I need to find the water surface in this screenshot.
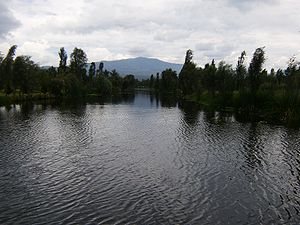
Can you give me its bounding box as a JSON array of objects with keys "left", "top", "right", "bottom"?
[{"left": 0, "top": 92, "right": 300, "bottom": 224}]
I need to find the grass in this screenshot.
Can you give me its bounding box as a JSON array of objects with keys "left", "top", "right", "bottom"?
[{"left": 0, "top": 90, "right": 55, "bottom": 106}]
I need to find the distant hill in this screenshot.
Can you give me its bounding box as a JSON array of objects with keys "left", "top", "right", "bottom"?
[{"left": 90, "top": 57, "right": 183, "bottom": 80}]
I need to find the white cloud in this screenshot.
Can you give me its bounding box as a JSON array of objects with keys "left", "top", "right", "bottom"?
[
  {"left": 0, "top": 0, "right": 298, "bottom": 70},
  {"left": 0, "top": 1, "right": 20, "bottom": 38}
]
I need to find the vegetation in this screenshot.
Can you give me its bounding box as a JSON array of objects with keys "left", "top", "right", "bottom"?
[
  {"left": 150, "top": 48, "right": 300, "bottom": 126},
  {"left": 1, "top": 44, "right": 300, "bottom": 126},
  {"left": 0, "top": 45, "right": 138, "bottom": 105}
]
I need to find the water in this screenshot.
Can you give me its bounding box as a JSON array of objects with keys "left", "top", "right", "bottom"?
[{"left": 0, "top": 92, "right": 300, "bottom": 225}]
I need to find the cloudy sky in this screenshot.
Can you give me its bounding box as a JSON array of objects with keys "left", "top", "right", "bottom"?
[{"left": 0, "top": 0, "right": 299, "bottom": 70}]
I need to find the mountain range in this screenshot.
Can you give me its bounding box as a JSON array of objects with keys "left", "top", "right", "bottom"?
[{"left": 90, "top": 57, "right": 183, "bottom": 80}]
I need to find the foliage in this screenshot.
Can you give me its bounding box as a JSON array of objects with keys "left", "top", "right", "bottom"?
[
  {"left": 95, "top": 75, "right": 112, "bottom": 96},
  {"left": 70, "top": 47, "right": 88, "bottom": 81},
  {"left": 58, "top": 47, "right": 67, "bottom": 74},
  {"left": 89, "top": 62, "right": 96, "bottom": 79},
  {"left": 150, "top": 47, "right": 300, "bottom": 126},
  {"left": 122, "top": 75, "right": 136, "bottom": 92},
  {"left": 2, "top": 43, "right": 300, "bottom": 126},
  {"left": 160, "top": 68, "right": 177, "bottom": 93}
]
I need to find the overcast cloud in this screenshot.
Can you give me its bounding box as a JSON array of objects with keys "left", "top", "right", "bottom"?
[{"left": 0, "top": 0, "right": 299, "bottom": 70}]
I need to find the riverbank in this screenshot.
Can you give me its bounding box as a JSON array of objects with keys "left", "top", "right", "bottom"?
[
  {"left": 0, "top": 91, "right": 137, "bottom": 107},
  {"left": 0, "top": 92, "right": 54, "bottom": 106},
  {"left": 182, "top": 90, "right": 300, "bottom": 127}
]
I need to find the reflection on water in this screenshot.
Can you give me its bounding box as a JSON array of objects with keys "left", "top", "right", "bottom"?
[{"left": 0, "top": 91, "right": 300, "bottom": 224}]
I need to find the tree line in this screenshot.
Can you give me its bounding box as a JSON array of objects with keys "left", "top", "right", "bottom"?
[
  {"left": 1, "top": 44, "right": 300, "bottom": 125},
  {"left": 149, "top": 48, "right": 300, "bottom": 125},
  {"left": 0, "top": 46, "right": 137, "bottom": 99}
]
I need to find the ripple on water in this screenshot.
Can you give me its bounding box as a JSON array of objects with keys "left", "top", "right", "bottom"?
[{"left": 0, "top": 101, "right": 300, "bottom": 224}]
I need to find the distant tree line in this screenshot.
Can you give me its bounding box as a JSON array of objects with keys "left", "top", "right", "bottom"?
[
  {"left": 149, "top": 48, "right": 300, "bottom": 125},
  {"left": 0, "top": 45, "right": 138, "bottom": 100}
]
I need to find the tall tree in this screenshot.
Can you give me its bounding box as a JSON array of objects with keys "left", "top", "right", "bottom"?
[
  {"left": 109, "top": 69, "right": 122, "bottom": 92},
  {"left": 122, "top": 74, "right": 136, "bottom": 92},
  {"left": 203, "top": 60, "right": 217, "bottom": 96},
  {"left": 248, "top": 47, "right": 265, "bottom": 93},
  {"left": 149, "top": 74, "right": 154, "bottom": 89},
  {"left": 236, "top": 51, "right": 247, "bottom": 91},
  {"left": 155, "top": 73, "right": 160, "bottom": 91},
  {"left": 70, "top": 47, "right": 88, "bottom": 81},
  {"left": 2, "top": 45, "right": 17, "bottom": 94},
  {"left": 160, "top": 68, "right": 178, "bottom": 93},
  {"left": 185, "top": 49, "right": 193, "bottom": 64},
  {"left": 179, "top": 49, "right": 198, "bottom": 95},
  {"left": 89, "top": 62, "right": 96, "bottom": 79},
  {"left": 99, "top": 62, "right": 104, "bottom": 74},
  {"left": 0, "top": 52, "right": 3, "bottom": 89},
  {"left": 13, "top": 55, "right": 37, "bottom": 94},
  {"left": 58, "top": 47, "right": 67, "bottom": 74}
]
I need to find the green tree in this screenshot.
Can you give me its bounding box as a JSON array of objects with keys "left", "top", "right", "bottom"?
[
  {"left": 89, "top": 62, "right": 96, "bottom": 79},
  {"left": 178, "top": 49, "right": 198, "bottom": 95},
  {"left": 99, "top": 62, "right": 104, "bottom": 73},
  {"left": 202, "top": 60, "right": 217, "bottom": 96},
  {"left": 248, "top": 47, "right": 265, "bottom": 93},
  {"left": 49, "top": 78, "right": 64, "bottom": 97},
  {"left": 95, "top": 75, "right": 112, "bottom": 96},
  {"left": 70, "top": 47, "right": 88, "bottom": 81},
  {"left": 47, "top": 66, "right": 57, "bottom": 77},
  {"left": 155, "top": 73, "right": 160, "bottom": 91},
  {"left": 2, "top": 45, "right": 17, "bottom": 94},
  {"left": 64, "top": 74, "right": 85, "bottom": 97},
  {"left": 185, "top": 49, "right": 193, "bottom": 64},
  {"left": 13, "top": 55, "right": 37, "bottom": 94},
  {"left": 58, "top": 47, "right": 67, "bottom": 74},
  {"left": 109, "top": 69, "right": 123, "bottom": 93},
  {"left": 285, "top": 56, "right": 300, "bottom": 89},
  {"left": 236, "top": 51, "right": 247, "bottom": 91},
  {"left": 149, "top": 74, "right": 154, "bottom": 89},
  {"left": 0, "top": 52, "right": 3, "bottom": 89},
  {"left": 276, "top": 69, "right": 285, "bottom": 85},
  {"left": 216, "top": 61, "right": 234, "bottom": 93},
  {"left": 122, "top": 74, "right": 136, "bottom": 92},
  {"left": 160, "top": 68, "right": 178, "bottom": 93}
]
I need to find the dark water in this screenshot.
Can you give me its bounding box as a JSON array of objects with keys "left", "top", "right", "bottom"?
[{"left": 0, "top": 92, "right": 300, "bottom": 225}]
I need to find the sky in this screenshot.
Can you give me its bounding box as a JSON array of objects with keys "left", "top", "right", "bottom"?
[{"left": 0, "top": 0, "right": 299, "bottom": 70}]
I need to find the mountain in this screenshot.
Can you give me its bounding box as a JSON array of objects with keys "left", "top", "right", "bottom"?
[{"left": 91, "top": 57, "right": 183, "bottom": 80}]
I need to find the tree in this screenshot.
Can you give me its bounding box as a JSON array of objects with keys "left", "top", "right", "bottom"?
[
  {"left": 236, "top": 51, "right": 247, "bottom": 91},
  {"left": 149, "top": 74, "right": 154, "bottom": 89},
  {"left": 286, "top": 56, "right": 298, "bottom": 76},
  {"left": 0, "top": 52, "right": 3, "bottom": 89},
  {"left": 122, "top": 75, "right": 136, "bottom": 92},
  {"left": 2, "top": 45, "right": 17, "bottom": 94},
  {"left": 155, "top": 73, "right": 160, "bottom": 91},
  {"left": 47, "top": 66, "right": 57, "bottom": 77},
  {"left": 202, "top": 60, "right": 217, "bottom": 96},
  {"left": 185, "top": 49, "right": 193, "bottom": 64},
  {"left": 285, "top": 56, "right": 300, "bottom": 89},
  {"left": 95, "top": 75, "right": 112, "bottom": 96},
  {"left": 49, "top": 78, "right": 64, "bottom": 97},
  {"left": 64, "top": 74, "right": 85, "bottom": 97},
  {"left": 13, "top": 55, "right": 37, "bottom": 94},
  {"left": 99, "top": 62, "right": 104, "bottom": 73},
  {"left": 109, "top": 69, "right": 122, "bottom": 93},
  {"left": 89, "top": 62, "right": 96, "bottom": 79},
  {"left": 248, "top": 47, "right": 265, "bottom": 93},
  {"left": 70, "top": 47, "right": 88, "bottom": 81},
  {"left": 58, "top": 47, "right": 67, "bottom": 74},
  {"left": 160, "top": 68, "right": 178, "bottom": 93},
  {"left": 178, "top": 49, "right": 198, "bottom": 95}
]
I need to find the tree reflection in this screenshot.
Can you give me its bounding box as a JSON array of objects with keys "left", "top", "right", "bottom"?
[
  {"left": 178, "top": 100, "right": 200, "bottom": 126},
  {"left": 243, "top": 123, "right": 263, "bottom": 169},
  {"left": 160, "top": 93, "right": 177, "bottom": 108}
]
